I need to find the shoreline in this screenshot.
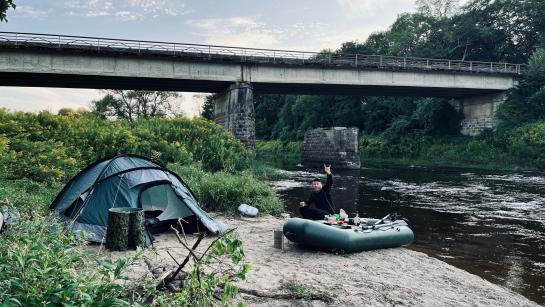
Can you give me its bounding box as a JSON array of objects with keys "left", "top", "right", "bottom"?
[{"left": 102, "top": 215, "right": 539, "bottom": 306}]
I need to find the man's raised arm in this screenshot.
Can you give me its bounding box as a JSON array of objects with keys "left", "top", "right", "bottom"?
[{"left": 323, "top": 164, "right": 332, "bottom": 192}]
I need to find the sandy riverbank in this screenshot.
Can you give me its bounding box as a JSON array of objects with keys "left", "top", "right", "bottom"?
[{"left": 99, "top": 215, "right": 539, "bottom": 306}]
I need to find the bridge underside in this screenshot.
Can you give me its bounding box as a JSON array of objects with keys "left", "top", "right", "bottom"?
[
  {"left": 0, "top": 50, "right": 519, "bottom": 147},
  {"left": 0, "top": 72, "right": 503, "bottom": 98}
]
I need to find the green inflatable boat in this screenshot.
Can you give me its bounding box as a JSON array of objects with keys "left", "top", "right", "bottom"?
[{"left": 283, "top": 217, "right": 414, "bottom": 253}]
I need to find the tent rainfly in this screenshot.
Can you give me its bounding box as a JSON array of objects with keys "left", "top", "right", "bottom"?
[{"left": 50, "top": 154, "right": 227, "bottom": 243}]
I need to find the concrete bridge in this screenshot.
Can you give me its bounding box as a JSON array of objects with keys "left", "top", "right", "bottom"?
[{"left": 0, "top": 32, "right": 524, "bottom": 147}]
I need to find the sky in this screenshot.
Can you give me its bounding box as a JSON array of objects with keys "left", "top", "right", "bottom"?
[{"left": 0, "top": 0, "right": 424, "bottom": 116}]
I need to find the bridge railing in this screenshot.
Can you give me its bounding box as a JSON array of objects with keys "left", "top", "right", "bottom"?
[{"left": 0, "top": 32, "right": 524, "bottom": 75}]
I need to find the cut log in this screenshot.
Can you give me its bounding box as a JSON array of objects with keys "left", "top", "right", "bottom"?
[
  {"left": 106, "top": 207, "right": 145, "bottom": 251},
  {"left": 128, "top": 208, "right": 145, "bottom": 248}
]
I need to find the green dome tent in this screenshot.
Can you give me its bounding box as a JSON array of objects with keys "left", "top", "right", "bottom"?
[{"left": 50, "top": 154, "right": 226, "bottom": 243}]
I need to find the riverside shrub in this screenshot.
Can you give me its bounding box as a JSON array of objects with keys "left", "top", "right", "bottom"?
[
  {"left": 169, "top": 163, "right": 283, "bottom": 216},
  {"left": 0, "top": 109, "right": 252, "bottom": 182},
  {"left": 0, "top": 177, "right": 60, "bottom": 219},
  {"left": 0, "top": 217, "right": 153, "bottom": 306},
  {"left": 256, "top": 140, "right": 302, "bottom": 167}
]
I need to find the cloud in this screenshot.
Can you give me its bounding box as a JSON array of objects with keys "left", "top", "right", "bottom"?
[
  {"left": 0, "top": 87, "right": 204, "bottom": 117},
  {"left": 63, "top": 0, "right": 187, "bottom": 20},
  {"left": 336, "top": 0, "right": 377, "bottom": 14},
  {"left": 187, "top": 17, "right": 283, "bottom": 48},
  {"left": 187, "top": 17, "right": 331, "bottom": 50},
  {"left": 0, "top": 87, "right": 100, "bottom": 113},
  {"left": 12, "top": 5, "right": 50, "bottom": 19},
  {"left": 336, "top": 0, "right": 413, "bottom": 17}
]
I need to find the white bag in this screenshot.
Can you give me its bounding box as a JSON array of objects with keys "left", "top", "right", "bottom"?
[
  {"left": 339, "top": 209, "right": 348, "bottom": 220},
  {"left": 238, "top": 204, "right": 258, "bottom": 217}
]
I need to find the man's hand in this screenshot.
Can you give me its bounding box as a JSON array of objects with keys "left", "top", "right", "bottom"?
[
  {"left": 299, "top": 201, "right": 306, "bottom": 207},
  {"left": 324, "top": 164, "right": 332, "bottom": 175}
]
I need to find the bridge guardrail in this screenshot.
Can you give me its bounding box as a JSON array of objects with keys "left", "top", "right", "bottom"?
[{"left": 0, "top": 32, "right": 524, "bottom": 75}]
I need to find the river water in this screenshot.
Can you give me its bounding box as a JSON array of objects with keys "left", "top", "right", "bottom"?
[{"left": 271, "top": 164, "right": 545, "bottom": 305}]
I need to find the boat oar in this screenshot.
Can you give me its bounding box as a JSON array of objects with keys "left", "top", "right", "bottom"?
[{"left": 373, "top": 214, "right": 391, "bottom": 226}]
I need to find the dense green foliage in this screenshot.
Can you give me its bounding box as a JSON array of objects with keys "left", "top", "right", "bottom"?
[
  {"left": 0, "top": 109, "right": 283, "bottom": 215},
  {"left": 252, "top": 0, "right": 545, "bottom": 169},
  {"left": 360, "top": 118, "right": 545, "bottom": 170},
  {"left": 171, "top": 232, "right": 250, "bottom": 307},
  {"left": 200, "top": 94, "right": 215, "bottom": 121},
  {"left": 0, "top": 109, "right": 252, "bottom": 182},
  {"left": 0, "top": 212, "right": 252, "bottom": 306},
  {"left": 256, "top": 140, "right": 302, "bottom": 168},
  {"left": 497, "top": 49, "right": 545, "bottom": 126},
  {"left": 170, "top": 163, "right": 283, "bottom": 216},
  {"left": 0, "top": 177, "right": 59, "bottom": 219},
  {"left": 0, "top": 217, "right": 152, "bottom": 306}
]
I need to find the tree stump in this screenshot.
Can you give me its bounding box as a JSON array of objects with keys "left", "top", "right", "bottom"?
[{"left": 105, "top": 207, "right": 145, "bottom": 251}]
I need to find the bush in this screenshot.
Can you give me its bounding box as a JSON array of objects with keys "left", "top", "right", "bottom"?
[
  {"left": 0, "top": 110, "right": 253, "bottom": 182},
  {"left": 169, "top": 163, "right": 284, "bottom": 216},
  {"left": 382, "top": 99, "right": 461, "bottom": 140},
  {"left": 497, "top": 48, "right": 545, "bottom": 125},
  {"left": 136, "top": 118, "right": 252, "bottom": 172},
  {"left": 171, "top": 231, "right": 251, "bottom": 307},
  {"left": 256, "top": 140, "right": 302, "bottom": 168},
  {"left": 1, "top": 138, "right": 78, "bottom": 182},
  {"left": 507, "top": 121, "right": 545, "bottom": 167},
  {"left": 0, "top": 177, "right": 59, "bottom": 219},
  {"left": 0, "top": 217, "right": 152, "bottom": 306}
]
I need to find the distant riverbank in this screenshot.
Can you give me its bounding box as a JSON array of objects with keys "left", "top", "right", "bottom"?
[{"left": 257, "top": 129, "right": 545, "bottom": 172}]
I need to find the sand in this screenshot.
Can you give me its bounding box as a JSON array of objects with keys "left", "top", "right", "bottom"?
[{"left": 99, "top": 215, "right": 539, "bottom": 306}]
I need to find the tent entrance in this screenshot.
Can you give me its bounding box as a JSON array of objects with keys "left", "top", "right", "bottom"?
[
  {"left": 148, "top": 215, "right": 205, "bottom": 235},
  {"left": 139, "top": 182, "right": 204, "bottom": 234}
]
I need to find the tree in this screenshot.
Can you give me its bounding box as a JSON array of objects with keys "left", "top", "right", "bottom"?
[
  {"left": 200, "top": 94, "right": 215, "bottom": 120},
  {"left": 0, "top": 0, "right": 15, "bottom": 22},
  {"left": 497, "top": 49, "right": 545, "bottom": 125},
  {"left": 254, "top": 94, "right": 291, "bottom": 139},
  {"left": 57, "top": 107, "right": 89, "bottom": 116},
  {"left": 457, "top": 0, "right": 545, "bottom": 62},
  {"left": 416, "top": 0, "right": 459, "bottom": 18},
  {"left": 90, "top": 90, "right": 182, "bottom": 121}
]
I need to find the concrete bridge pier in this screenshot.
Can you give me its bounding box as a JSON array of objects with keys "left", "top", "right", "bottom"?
[
  {"left": 213, "top": 82, "right": 256, "bottom": 148},
  {"left": 453, "top": 92, "right": 507, "bottom": 136}
]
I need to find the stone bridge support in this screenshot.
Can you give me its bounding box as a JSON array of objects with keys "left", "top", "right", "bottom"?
[
  {"left": 453, "top": 92, "right": 507, "bottom": 136},
  {"left": 302, "top": 127, "right": 360, "bottom": 170},
  {"left": 213, "top": 82, "right": 256, "bottom": 148}
]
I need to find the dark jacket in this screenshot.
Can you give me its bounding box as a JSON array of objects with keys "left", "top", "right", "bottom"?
[{"left": 306, "top": 174, "right": 335, "bottom": 214}]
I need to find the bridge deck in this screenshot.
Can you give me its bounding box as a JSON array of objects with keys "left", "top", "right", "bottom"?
[{"left": 0, "top": 32, "right": 524, "bottom": 75}]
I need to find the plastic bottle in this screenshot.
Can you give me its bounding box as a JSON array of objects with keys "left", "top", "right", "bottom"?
[{"left": 353, "top": 213, "right": 360, "bottom": 226}]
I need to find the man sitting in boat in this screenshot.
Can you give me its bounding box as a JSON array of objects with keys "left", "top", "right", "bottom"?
[{"left": 299, "top": 164, "right": 335, "bottom": 220}]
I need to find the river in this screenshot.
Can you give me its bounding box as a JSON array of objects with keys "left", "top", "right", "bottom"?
[{"left": 271, "top": 164, "right": 545, "bottom": 305}]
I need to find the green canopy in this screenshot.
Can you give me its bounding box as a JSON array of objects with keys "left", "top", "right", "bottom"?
[{"left": 50, "top": 154, "right": 226, "bottom": 242}]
